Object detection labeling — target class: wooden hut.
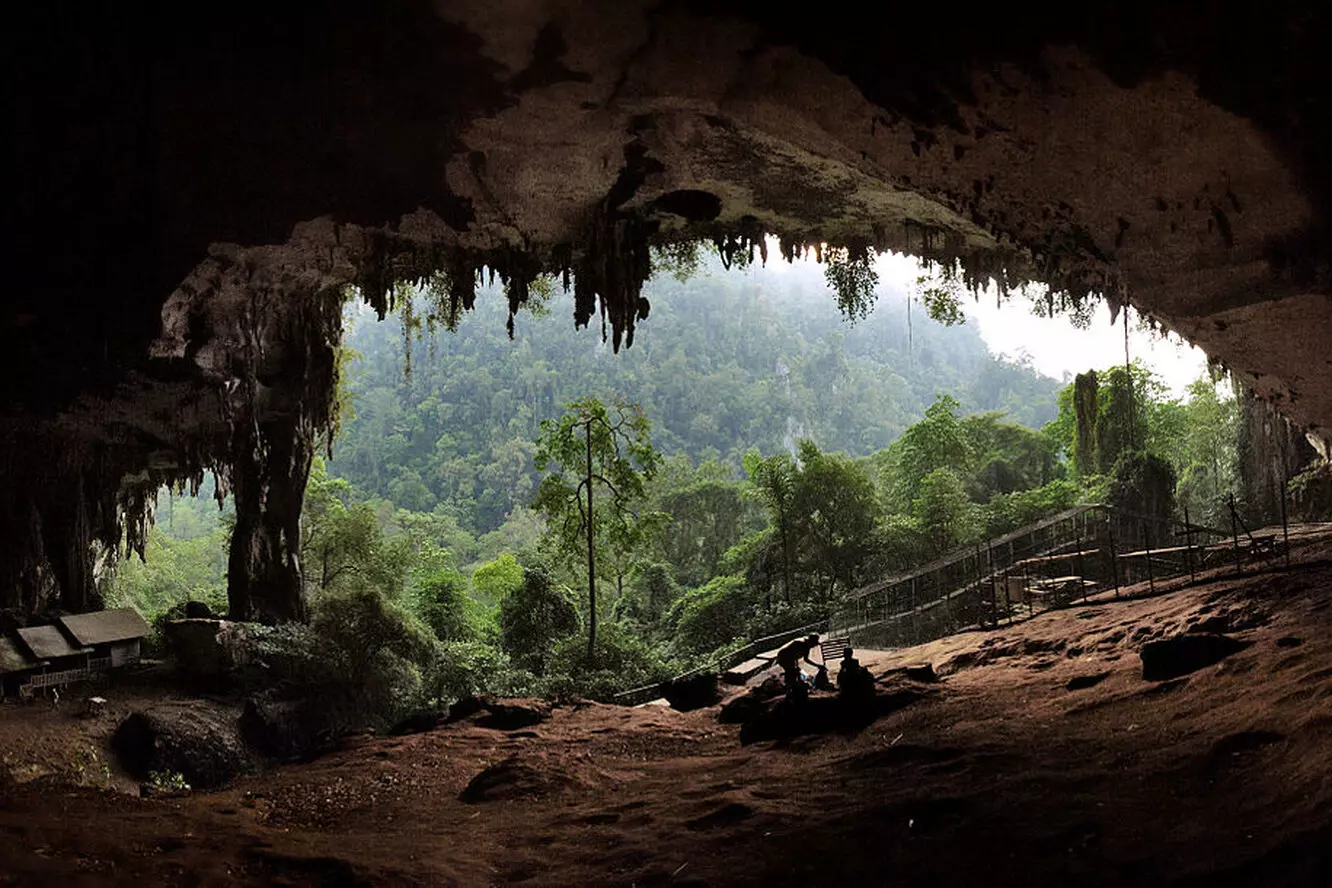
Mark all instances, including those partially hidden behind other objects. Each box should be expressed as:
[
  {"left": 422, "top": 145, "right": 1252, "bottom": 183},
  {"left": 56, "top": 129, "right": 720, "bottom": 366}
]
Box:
[
  {"left": 15, "top": 624, "right": 95, "bottom": 696},
  {"left": 0, "top": 637, "right": 42, "bottom": 699},
  {"left": 59, "top": 607, "right": 150, "bottom": 668}
]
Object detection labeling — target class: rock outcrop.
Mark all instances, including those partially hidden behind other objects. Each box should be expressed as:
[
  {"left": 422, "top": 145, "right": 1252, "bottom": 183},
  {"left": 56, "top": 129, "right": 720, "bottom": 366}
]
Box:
[{"left": 111, "top": 703, "right": 251, "bottom": 790}]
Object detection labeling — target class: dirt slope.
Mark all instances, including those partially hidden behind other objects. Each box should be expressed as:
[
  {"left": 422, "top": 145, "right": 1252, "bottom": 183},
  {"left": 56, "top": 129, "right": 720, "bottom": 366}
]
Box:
[{"left": 4, "top": 553, "right": 1332, "bottom": 886}]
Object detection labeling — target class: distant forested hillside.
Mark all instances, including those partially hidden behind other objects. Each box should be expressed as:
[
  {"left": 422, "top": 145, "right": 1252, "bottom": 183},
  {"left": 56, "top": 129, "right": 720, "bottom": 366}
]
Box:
[{"left": 329, "top": 260, "right": 1062, "bottom": 533}]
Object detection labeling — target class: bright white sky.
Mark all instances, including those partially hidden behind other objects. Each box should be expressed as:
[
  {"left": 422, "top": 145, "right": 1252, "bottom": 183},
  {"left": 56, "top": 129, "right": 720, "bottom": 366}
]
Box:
[
  {"left": 872, "top": 252, "right": 1209, "bottom": 398},
  {"left": 753, "top": 245, "right": 1209, "bottom": 397}
]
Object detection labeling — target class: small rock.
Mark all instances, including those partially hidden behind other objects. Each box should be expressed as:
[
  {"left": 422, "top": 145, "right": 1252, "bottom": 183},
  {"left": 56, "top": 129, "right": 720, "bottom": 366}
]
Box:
[
  {"left": 1066, "top": 672, "right": 1111, "bottom": 691},
  {"left": 903, "top": 663, "right": 938, "bottom": 683},
  {"left": 459, "top": 756, "right": 573, "bottom": 803}
]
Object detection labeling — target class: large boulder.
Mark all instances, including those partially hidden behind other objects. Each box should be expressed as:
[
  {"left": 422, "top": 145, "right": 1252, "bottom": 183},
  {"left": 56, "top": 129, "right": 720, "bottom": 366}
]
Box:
[
  {"left": 111, "top": 702, "right": 250, "bottom": 789},
  {"left": 477, "top": 698, "right": 551, "bottom": 730},
  {"left": 239, "top": 694, "right": 343, "bottom": 761},
  {"left": 662, "top": 672, "right": 721, "bottom": 712},
  {"left": 447, "top": 695, "right": 552, "bottom": 730},
  {"left": 717, "top": 677, "right": 786, "bottom": 724},
  {"left": 1140, "top": 633, "right": 1250, "bottom": 681},
  {"left": 163, "top": 618, "right": 252, "bottom": 678}
]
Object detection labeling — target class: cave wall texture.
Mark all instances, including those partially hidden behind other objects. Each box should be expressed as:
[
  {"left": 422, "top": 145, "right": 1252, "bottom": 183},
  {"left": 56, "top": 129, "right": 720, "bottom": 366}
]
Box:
[{"left": 4, "top": 0, "right": 1330, "bottom": 620}]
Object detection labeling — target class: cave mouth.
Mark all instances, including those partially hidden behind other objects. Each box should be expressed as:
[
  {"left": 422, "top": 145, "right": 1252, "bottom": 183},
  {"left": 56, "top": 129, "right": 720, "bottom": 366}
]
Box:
[{"left": 5, "top": 0, "right": 1330, "bottom": 626}]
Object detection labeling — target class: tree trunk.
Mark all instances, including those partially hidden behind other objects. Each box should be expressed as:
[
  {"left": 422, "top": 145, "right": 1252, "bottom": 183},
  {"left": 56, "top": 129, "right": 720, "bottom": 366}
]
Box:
[
  {"left": 585, "top": 421, "right": 597, "bottom": 664},
  {"left": 228, "top": 416, "right": 312, "bottom": 624}
]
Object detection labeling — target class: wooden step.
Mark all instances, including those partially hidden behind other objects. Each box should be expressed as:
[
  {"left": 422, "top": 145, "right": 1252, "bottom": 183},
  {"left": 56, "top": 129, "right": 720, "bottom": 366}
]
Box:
[{"left": 724, "top": 657, "right": 775, "bottom": 685}]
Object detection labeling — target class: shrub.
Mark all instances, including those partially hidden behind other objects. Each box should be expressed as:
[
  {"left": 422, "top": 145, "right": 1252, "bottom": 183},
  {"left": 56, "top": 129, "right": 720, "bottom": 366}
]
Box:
[
  {"left": 410, "top": 568, "right": 482, "bottom": 643},
  {"left": 498, "top": 567, "right": 580, "bottom": 674},
  {"left": 547, "top": 622, "right": 671, "bottom": 701},
  {"left": 237, "top": 586, "right": 442, "bottom": 732},
  {"left": 666, "top": 575, "right": 751, "bottom": 654}
]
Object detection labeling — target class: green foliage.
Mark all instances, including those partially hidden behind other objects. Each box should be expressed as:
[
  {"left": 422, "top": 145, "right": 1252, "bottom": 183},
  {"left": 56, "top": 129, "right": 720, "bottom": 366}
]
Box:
[
  {"left": 742, "top": 449, "right": 798, "bottom": 601},
  {"left": 107, "top": 513, "right": 228, "bottom": 649},
  {"left": 432, "top": 640, "right": 510, "bottom": 702},
  {"left": 410, "top": 568, "right": 480, "bottom": 643},
  {"left": 309, "top": 585, "right": 441, "bottom": 728},
  {"left": 546, "top": 622, "right": 670, "bottom": 701},
  {"left": 823, "top": 244, "right": 879, "bottom": 322},
  {"left": 791, "top": 440, "right": 880, "bottom": 598},
  {"left": 615, "top": 561, "right": 681, "bottom": 625},
  {"left": 913, "top": 265, "right": 967, "bottom": 326},
  {"left": 327, "top": 264, "right": 1061, "bottom": 535},
  {"left": 884, "top": 394, "right": 974, "bottom": 509},
  {"left": 1172, "top": 376, "right": 1239, "bottom": 526},
  {"left": 302, "top": 458, "right": 409, "bottom": 597},
  {"left": 533, "top": 397, "right": 661, "bottom": 661},
  {"left": 983, "top": 479, "right": 1081, "bottom": 537},
  {"left": 913, "top": 468, "right": 978, "bottom": 555},
  {"left": 471, "top": 553, "right": 524, "bottom": 607},
  {"left": 497, "top": 567, "right": 581, "bottom": 674},
  {"left": 147, "top": 770, "right": 191, "bottom": 794},
  {"left": 667, "top": 574, "right": 751, "bottom": 654},
  {"left": 1108, "top": 451, "right": 1177, "bottom": 536}
]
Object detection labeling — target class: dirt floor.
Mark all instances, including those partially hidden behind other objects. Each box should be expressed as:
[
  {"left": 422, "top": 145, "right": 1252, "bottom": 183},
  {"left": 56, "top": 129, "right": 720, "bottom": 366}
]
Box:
[{"left": 4, "top": 545, "right": 1332, "bottom": 886}]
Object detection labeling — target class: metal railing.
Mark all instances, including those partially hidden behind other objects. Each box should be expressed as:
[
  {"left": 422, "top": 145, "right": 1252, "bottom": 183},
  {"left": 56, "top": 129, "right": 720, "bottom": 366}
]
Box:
[
  {"left": 612, "top": 620, "right": 828, "bottom": 707},
  {"left": 828, "top": 502, "right": 1266, "bottom": 651}
]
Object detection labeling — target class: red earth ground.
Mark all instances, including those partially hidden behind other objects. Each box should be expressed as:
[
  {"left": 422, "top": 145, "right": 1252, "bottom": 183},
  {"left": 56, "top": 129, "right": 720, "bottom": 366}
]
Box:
[{"left": 3, "top": 539, "right": 1332, "bottom": 887}]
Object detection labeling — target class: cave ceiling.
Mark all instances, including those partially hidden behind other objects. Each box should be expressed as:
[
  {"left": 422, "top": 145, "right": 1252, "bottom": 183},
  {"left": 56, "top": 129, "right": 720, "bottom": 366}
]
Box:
[{"left": 4, "top": 0, "right": 1331, "bottom": 613}]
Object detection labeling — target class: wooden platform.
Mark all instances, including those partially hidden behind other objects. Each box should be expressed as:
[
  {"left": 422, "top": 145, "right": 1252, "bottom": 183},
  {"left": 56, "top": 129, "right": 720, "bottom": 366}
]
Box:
[{"left": 723, "top": 657, "right": 774, "bottom": 685}]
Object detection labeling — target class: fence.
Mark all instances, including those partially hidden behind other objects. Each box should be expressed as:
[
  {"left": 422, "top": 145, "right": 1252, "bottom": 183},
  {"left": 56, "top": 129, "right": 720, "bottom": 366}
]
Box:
[
  {"left": 829, "top": 498, "right": 1295, "bottom": 651},
  {"left": 17, "top": 657, "right": 111, "bottom": 699},
  {"left": 612, "top": 620, "right": 828, "bottom": 707},
  {"left": 611, "top": 495, "right": 1307, "bottom": 707}
]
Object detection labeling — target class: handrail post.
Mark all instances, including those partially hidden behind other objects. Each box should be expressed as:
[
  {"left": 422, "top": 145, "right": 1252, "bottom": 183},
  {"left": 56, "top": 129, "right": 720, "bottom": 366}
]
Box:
[
  {"left": 1108, "top": 527, "right": 1120, "bottom": 599},
  {"left": 1281, "top": 469, "right": 1291, "bottom": 569},
  {"left": 1229, "top": 492, "right": 1242, "bottom": 576},
  {"left": 1143, "top": 520, "right": 1154, "bottom": 595},
  {"left": 1184, "top": 507, "right": 1195, "bottom": 583}
]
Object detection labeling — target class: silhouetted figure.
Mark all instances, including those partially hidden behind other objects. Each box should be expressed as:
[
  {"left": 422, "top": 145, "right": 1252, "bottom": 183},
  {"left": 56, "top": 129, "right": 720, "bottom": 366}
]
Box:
[
  {"left": 777, "top": 634, "right": 821, "bottom": 698},
  {"left": 813, "top": 664, "right": 835, "bottom": 692},
  {"left": 837, "top": 647, "right": 875, "bottom": 703}
]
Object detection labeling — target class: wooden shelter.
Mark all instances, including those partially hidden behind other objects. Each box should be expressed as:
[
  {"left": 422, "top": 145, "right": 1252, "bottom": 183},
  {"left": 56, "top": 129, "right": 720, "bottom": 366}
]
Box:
[
  {"left": 0, "top": 637, "right": 42, "bottom": 699},
  {"left": 59, "top": 607, "right": 149, "bottom": 668}
]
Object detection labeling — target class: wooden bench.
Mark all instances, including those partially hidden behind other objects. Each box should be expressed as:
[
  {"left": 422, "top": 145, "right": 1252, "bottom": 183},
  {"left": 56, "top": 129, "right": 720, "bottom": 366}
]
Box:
[{"left": 819, "top": 637, "right": 852, "bottom": 664}]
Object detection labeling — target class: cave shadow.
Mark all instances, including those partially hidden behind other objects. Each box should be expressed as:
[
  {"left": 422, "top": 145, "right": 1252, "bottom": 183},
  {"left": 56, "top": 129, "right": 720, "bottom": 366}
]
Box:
[{"left": 739, "top": 688, "right": 926, "bottom": 746}]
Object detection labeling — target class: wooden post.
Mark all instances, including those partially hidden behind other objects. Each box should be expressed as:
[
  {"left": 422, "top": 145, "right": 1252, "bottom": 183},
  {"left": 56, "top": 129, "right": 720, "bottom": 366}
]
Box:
[
  {"left": 1143, "top": 521, "right": 1155, "bottom": 595},
  {"left": 1109, "top": 528, "right": 1120, "bottom": 599},
  {"left": 1184, "top": 507, "right": 1195, "bottom": 583},
  {"left": 1075, "top": 532, "right": 1087, "bottom": 603},
  {"left": 1281, "top": 470, "right": 1291, "bottom": 569},
  {"left": 1229, "top": 493, "right": 1242, "bottom": 576}
]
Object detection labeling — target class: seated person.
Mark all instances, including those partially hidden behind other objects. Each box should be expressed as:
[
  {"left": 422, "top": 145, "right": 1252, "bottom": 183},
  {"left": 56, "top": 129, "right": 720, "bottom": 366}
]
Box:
[{"left": 837, "top": 647, "right": 875, "bottom": 698}]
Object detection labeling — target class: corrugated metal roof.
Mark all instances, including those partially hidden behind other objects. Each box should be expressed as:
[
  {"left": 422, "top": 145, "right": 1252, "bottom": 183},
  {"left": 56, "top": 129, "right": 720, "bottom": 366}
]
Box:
[
  {"left": 0, "top": 637, "right": 40, "bottom": 674},
  {"left": 16, "top": 625, "right": 91, "bottom": 660},
  {"left": 59, "top": 607, "right": 150, "bottom": 646}
]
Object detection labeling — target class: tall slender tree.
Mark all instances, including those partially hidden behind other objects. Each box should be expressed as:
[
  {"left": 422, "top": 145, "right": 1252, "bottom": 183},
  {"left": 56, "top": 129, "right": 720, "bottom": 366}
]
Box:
[{"left": 533, "top": 398, "right": 659, "bottom": 661}]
